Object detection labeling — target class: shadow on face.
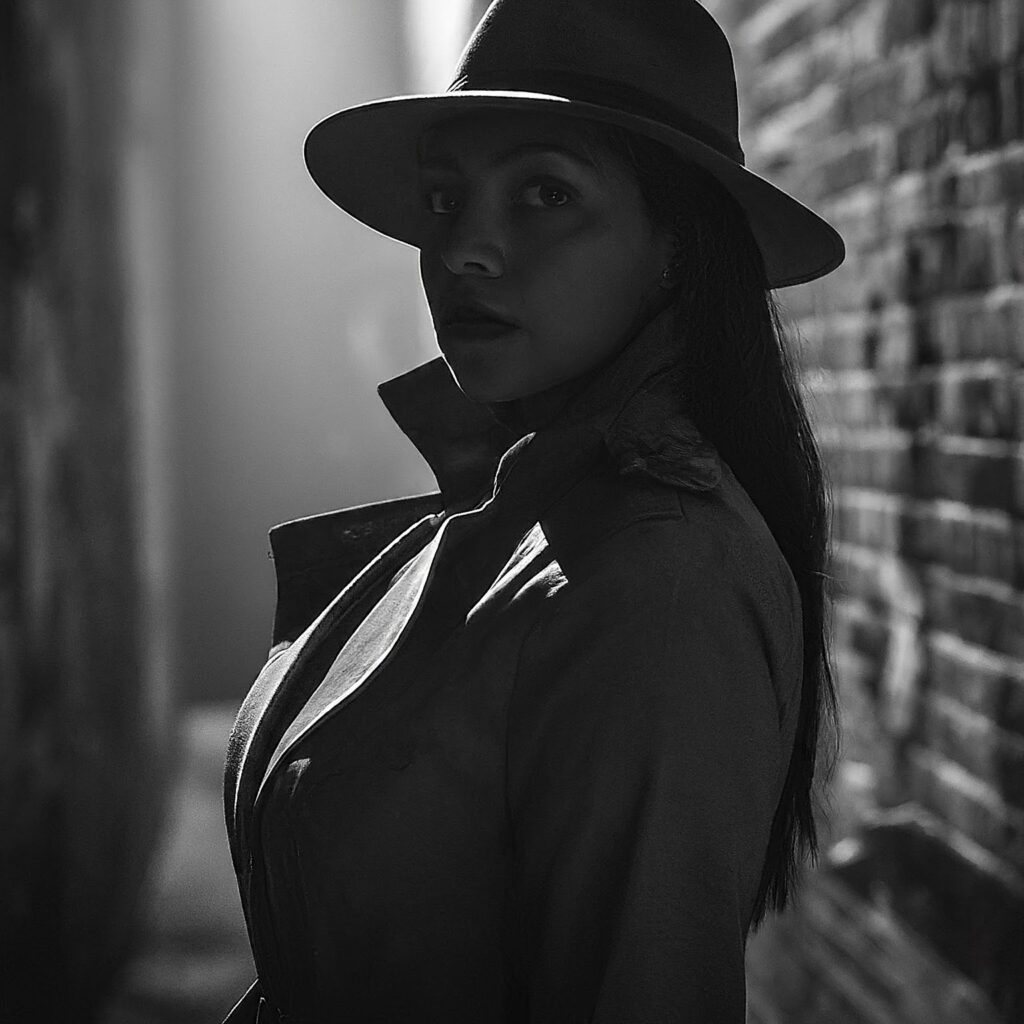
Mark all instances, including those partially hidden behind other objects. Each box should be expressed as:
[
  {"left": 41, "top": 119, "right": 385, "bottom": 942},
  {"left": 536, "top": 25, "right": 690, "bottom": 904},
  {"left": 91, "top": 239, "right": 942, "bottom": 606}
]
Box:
[{"left": 416, "top": 110, "right": 675, "bottom": 403}]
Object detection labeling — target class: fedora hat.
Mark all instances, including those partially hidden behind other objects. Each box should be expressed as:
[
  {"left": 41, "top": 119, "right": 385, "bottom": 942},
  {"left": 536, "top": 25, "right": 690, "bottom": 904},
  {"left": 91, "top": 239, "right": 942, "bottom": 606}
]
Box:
[{"left": 305, "top": 0, "right": 845, "bottom": 289}]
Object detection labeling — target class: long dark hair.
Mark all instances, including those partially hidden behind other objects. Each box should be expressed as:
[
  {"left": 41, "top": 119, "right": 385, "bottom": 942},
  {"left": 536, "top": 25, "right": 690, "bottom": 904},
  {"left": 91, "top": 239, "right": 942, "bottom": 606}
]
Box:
[{"left": 585, "top": 124, "right": 839, "bottom": 926}]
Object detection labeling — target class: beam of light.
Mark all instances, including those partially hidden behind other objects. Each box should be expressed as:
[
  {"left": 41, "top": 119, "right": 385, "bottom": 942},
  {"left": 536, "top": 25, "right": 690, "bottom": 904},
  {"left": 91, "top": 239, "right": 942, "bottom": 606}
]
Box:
[{"left": 403, "top": 0, "right": 477, "bottom": 92}]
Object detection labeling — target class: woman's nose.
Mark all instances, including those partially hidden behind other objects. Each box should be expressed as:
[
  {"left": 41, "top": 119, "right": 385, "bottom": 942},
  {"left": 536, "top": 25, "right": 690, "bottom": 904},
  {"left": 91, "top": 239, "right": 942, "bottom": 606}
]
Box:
[{"left": 440, "top": 203, "right": 506, "bottom": 277}]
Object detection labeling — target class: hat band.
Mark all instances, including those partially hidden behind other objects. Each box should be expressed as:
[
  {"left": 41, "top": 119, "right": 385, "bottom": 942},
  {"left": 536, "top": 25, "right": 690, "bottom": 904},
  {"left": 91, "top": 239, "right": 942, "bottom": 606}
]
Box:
[{"left": 448, "top": 69, "right": 744, "bottom": 165}]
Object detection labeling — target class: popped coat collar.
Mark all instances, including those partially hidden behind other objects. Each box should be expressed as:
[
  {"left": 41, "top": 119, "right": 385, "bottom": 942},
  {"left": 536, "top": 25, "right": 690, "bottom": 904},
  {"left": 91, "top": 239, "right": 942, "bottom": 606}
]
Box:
[
  {"left": 374, "top": 303, "right": 721, "bottom": 523},
  {"left": 225, "top": 305, "right": 724, "bottom": 858},
  {"left": 266, "top": 302, "right": 723, "bottom": 603}
]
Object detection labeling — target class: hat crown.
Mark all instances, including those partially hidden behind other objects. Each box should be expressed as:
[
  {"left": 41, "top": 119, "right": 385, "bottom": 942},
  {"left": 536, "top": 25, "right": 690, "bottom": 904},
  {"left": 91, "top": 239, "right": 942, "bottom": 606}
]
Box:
[{"left": 452, "top": 0, "right": 740, "bottom": 144}]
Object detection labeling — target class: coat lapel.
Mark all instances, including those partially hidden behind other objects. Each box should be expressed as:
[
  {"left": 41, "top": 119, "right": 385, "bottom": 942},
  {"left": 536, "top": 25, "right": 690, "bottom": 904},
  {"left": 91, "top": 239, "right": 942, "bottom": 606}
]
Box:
[
  {"left": 225, "top": 511, "right": 442, "bottom": 861},
  {"left": 253, "top": 513, "right": 453, "bottom": 807},
  {"left": 248, "top": 431, "right": 599, "bottom": 812}
]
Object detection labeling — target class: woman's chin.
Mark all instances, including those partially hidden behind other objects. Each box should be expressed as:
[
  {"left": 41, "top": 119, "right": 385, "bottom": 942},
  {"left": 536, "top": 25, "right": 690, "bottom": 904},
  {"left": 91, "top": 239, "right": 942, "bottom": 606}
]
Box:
[
  {"left": 452, "top": 379, "right": 525, "bottom": 405},
  {"left": 442, "top": 361, "right": 529, "bottom": 405}
]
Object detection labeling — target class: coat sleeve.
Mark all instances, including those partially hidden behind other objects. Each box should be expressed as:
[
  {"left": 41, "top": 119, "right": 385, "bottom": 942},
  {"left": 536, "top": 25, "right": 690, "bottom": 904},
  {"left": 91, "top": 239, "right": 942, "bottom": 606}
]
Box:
[{"left": 504, "top": 519, "right": 799, "bottom": 1024}]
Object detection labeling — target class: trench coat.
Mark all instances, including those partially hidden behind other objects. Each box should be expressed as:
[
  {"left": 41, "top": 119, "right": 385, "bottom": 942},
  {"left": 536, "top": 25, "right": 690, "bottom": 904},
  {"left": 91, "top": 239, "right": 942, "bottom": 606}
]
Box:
[{"left": 222, "top": 307, "right": 804, "bottom": 1024}]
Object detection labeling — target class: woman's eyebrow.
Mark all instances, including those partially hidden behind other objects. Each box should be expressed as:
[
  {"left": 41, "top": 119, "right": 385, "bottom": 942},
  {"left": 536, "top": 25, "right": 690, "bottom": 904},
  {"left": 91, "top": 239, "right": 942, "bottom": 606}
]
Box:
[{"left": 417, "top": 142, "right": 598, "bottom": 172}]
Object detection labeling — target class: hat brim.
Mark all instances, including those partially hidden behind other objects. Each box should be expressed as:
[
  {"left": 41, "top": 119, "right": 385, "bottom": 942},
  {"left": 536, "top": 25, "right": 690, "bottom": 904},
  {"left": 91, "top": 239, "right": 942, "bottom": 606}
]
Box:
[{"left": 304, "top": 91, "right": 845, "bottom": 289}]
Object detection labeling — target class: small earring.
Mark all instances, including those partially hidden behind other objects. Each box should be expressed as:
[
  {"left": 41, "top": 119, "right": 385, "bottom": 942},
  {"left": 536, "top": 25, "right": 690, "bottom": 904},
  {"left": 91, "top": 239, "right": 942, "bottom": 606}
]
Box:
[{"left": 660, "top": 265, "right": 678, "bottom": 288}]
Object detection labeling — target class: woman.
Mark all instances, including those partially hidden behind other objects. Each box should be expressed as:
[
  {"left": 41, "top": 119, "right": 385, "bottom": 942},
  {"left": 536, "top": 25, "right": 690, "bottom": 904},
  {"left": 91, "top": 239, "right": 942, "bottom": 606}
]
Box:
[{"left": 223, "top": 1, "right": 844, "bottom": 1021}]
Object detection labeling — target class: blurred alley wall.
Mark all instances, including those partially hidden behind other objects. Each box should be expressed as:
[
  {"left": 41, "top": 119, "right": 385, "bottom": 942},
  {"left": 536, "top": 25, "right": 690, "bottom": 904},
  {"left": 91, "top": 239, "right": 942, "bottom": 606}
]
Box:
[
  {"left": 2, "top": 1, "right": 176, "bottom": 1017},
  {"left": 172, "top": 0, "right": 481, "bottom": 703},
  {"left": 705, "top": 0, "right": 1024, "bottom": 1021},
  {"left": 3, "top": 2, "right": 485, "bottom": 1016}
]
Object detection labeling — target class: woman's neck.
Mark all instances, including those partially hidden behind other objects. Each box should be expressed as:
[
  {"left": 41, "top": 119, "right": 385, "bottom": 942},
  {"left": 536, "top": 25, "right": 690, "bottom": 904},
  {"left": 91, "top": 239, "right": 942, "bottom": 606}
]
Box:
[
  {"left": 485, "top": 304, "right": 678, "bottom": 438},
  {"left": 486, "top": 362, "right": 607, "bottom": 437}
]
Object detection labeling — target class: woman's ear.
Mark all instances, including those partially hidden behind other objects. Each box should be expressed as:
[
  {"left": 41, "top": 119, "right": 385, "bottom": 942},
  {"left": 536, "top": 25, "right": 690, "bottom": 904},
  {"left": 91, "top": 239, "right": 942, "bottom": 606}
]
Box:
[{"left": 649, "top": 210, "right": 681, "bottom": 289}]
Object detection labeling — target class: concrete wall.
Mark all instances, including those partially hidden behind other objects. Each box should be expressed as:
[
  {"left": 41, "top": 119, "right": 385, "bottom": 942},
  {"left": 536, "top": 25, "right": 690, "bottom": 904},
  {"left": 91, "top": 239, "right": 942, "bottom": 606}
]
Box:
[{"left": 703, "top": 0, "right": 1024, "bottom": 1019}]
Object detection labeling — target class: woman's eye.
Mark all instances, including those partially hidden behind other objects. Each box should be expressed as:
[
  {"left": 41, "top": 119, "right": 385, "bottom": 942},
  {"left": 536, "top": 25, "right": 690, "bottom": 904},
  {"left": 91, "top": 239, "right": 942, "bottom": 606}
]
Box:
[
  {"left": 423, "top": 189, "right": 460, "bottom": 215},
  {"left": 520, "top": 182, "right": 573, "bottom": 208}
]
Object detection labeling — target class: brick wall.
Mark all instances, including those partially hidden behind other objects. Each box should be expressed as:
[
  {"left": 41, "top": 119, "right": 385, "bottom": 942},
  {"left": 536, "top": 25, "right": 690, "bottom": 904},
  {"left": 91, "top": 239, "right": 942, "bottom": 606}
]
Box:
[{"left": 701, "top": 0, "right": 1024, "bottom": 1020}]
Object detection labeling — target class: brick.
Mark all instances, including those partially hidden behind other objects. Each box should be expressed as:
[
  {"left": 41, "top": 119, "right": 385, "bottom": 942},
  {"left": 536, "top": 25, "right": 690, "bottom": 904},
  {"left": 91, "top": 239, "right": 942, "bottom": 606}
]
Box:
[
  {"left": 819, "top": 427, "right": 915, "bottom": 490},
  {"left": 759, "top": 3, "right": 819, "bottom": 61},
  {"left": 896, "top": 375, "right": 937, "bottom": 426},
  {"left": 931, "top": 3, "right": 983, "bottom": 83},
  {"left": 895, "top": 91, "right": 966, "bottom": 174},
  {"left": 1001, "top": 64, "right": 1024, "bottom": 147},
  {"left": 811, "top": 131, "right": 886, "bottom": 197},
  {"left": 900, "top": 504, "right": 949, "bottom": 576},
  {"left": 883, "top": 171, "right": 932, "bottom": 235},
  {"left": 902, "top": 503, "right": 939, "bottom": 564},
  {"left": 924, "top": 163, "right": 962, "bottom": 210},
  {"left": 832, "top": 544, "right": 927, "bottom": 626},
  {"left": 831, "top": 544, "right": 878, "bottom": 603},
  {"left": 913, "top": 437, "right": 1017, "bottom": 510},
  {"left": 908, "top": 746, "right": 1024, "bottom": 868},
  {"left": 917, "top": 502, "right": 1020, "bottom": 583},
  {"left": 932, "top": 363, "right": 1018, "bottom": 439},
  {"left": 747, "top": 38, "right": 857, "bottom": 140},
  {"left": 810, "top": 373, "right": 870, "bottom": 427},
  {"left": 1013, "top": 370, "right": 1024, "bottom": 441},
  {"left": 816, "top": 241, "right": 911, "bottom": 316},
  {"left": 920, "top": 693, "right": 1024, "bottom": 809},
  {"left": 834, "top": 489, "right": 897, "bottom": 549},
  {"left": 955, "top": 211, "right": 1012, "bottom": 292},
  {"left": 804, "top": 364, "right": 1024, "bottom": 437},
  {"left": 965, "top": 70, "right": 1003, "bottom": 154},
  {"left": 747, "top": 44, "right": 819, "bottom": 123},
  {"left": 923, "top": 565, "right": 1024, "bottom": 659},
  {"left": 901, "top": 42, "right": 937, "bottom": 109},
  {"left": 1008, "top": 205, "right": 1024, "bottom": 282},
  {"left": 970, "top": 510, "right": 1020, "bottom": 584},
  {"left": 797, "top": 309, "right": 874, "bottom": 369},
  {"left": 877, "top": 305, "right": 919, "bottom": 368},
  {"left": 837, "top": 59, "right": 910, "bottom": 131},
  {"left": 828, "top": 372, "right": 874, "bottom": 421},
  {"left": 928, "top": 633, "right": 1024, "bottom": 735},
  {"left": 811, "top": 372, "right": 936, "bottom": 429},
  {"left": 843, "top": 0, "right": 887, "bottom": 66},
  {"left": 926, "top": 289, "right": 1024, "bottom": 361},
  {"left": 902, "top": 222, "right": 959, "bottom": 300},
  {"left": 963, "top": 2, "right": 1001, "bottom": 77},
  {"left": 882, "top": 0, "right": 937, "bottom": 52},
  {"left": 1017, "top": 518, "right": 1024, "bottom": 587},
  {"left": 993, "top": 0, "right": 1024, "bottom": 66},
  {"left": 739, "top": 0, "right": 815, "bottom": 55},
  {"left": 956, "top": 148, "right": 1024, "bottom": 208},
  {"left": 760, "top": 85, "right": 844, "bottom": 170}
]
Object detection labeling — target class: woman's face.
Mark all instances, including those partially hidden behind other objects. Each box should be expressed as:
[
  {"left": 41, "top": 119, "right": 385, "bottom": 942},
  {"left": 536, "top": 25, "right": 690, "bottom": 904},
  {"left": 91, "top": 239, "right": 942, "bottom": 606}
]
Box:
[{"left": 416, "top": 111, "right": 675, "bottom": 403}]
